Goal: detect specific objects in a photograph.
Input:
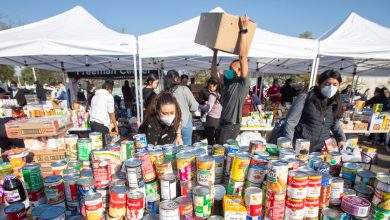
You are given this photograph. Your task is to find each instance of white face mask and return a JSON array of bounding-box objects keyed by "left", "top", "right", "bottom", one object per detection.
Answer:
[
  {"left": 321, "top": 85, "right": 338, "bottom": 98},
  {"left": 160, "top": 115, "right": 175, "bottom": 126}
]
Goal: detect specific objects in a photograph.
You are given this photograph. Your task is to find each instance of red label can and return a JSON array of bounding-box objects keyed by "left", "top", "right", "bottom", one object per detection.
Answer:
[
  {"left": 304, "top": 197, "right": 319, "bottom": 219},
  {"left": 287, "top": 171, "right": 308, "bottom": 200},
  {"left": 175, "top": 196, "right": 193, "bottom": 220},
  {"left": 109, "top": 185, "right": 127, "bottom": 218},
  {"left": 27, "top": 188, "right": 47, "bottom": 208},
  {"left": 134, "top": 152, "right": 156, "bottom": 183},
  {"left": 92, "top": 159, "right": 111, "bottom": 188},
  {"left": 264, "top": 196, "right": 285, "bottom": 220},
  {"left": 306, "top": 171, "right": 322, "bottom": 198},
  {"left": 4, "top": 203, "right": 26, "bottom": 220},
  {"left": 64, "top": 175, "right": 79, "bottom": 202},
  {"left": 127, "top": 191, "right": 145, "bottom": 220},
  {"left": 285, "top": 197, "right": 305, "bottom": 220},
  {"left": 319, "top": 185, "right": 331, "bottom": 208}
]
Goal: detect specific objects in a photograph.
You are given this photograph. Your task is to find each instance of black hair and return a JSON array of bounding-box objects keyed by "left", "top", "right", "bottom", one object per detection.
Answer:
[
  {"left": 10, "top": 81, "right": 17, "bottom": 86},
  {"left": 285, "top": 79, "right": 293, "bottom": 85},
  {"left": 0, "top": 87, "right": 5, "bottom": 94},
  {"left": 378, "top": 87, "right": 387, "bottom": 98},
  {"left": 164, "top": 69, "right": 179, "bottom": 92},
  {"left": 207, "top": 77, "right": 222, "bottom": 102},
  {"left": 181, "top": 74, "right": 189, "bottom": 80},
  {"left": 102, "top": 80, "right": 114, "bottom": 90},
  {"left": 124, "top": 80, "right": 129, "bottom": 85},
  {"left": 309, "top": 69, "right": 343, "bottom": 121},
  {"left": 273, "top": 78, "right": 280, "bottom": 84},
  {"left": 145, "top": 73, "right": 159, "bottom": 86}
]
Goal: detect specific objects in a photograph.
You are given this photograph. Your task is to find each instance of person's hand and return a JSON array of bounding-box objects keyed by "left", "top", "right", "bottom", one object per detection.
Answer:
[
  {"left": 338, "top": 141, "right": 347, "bottom": 150},
  {"left": 239, "top": 15, "right": 249, "bottom": 30},
  {"left": 114, "top": 125, "right": 119, "bottom": 134},
  {"left": 176, "top": 136, "right": 183, "bottom": 145}
]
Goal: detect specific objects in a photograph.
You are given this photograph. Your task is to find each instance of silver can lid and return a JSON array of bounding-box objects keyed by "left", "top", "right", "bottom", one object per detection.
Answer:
[{"left": 39, "top": 206, "right": 65, "bottom": 220}]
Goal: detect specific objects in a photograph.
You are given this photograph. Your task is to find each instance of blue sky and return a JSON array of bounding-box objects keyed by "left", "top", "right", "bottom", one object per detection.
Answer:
[{"left": 1, "top": 0, "right": 389, "bottom": 38}]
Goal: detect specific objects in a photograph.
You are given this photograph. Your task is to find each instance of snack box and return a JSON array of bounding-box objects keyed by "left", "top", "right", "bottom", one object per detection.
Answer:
[
  {"left": 223, "top": 195, "right": 247, "bottom": 220},
  {"left": 195, "top": 12, "right": 256, "bottom": 55}
]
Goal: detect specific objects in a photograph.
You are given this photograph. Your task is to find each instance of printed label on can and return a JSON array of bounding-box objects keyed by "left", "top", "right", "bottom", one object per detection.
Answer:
[
  {"left": 285, "top": 197, "right": 305, "bottom": 220},
  {"left": 307, "top": 174, "right": 322, "bottom": 198},
  {"left": 230, "top": 155, "right": 250, "bottom": 182},
  {"left": 28, "top": 188, "right": 47, "bottom": 208},
  {"left": 126, "top": 195, "right": 144, "bottom": 220},
  {"left": 44, "top": 181, "right": 65, "bottom": 204},
  {"left": 135, "top": 153, "right": 156, "bottom": 183},
  {"left": 304, "top": 197, "right": 319, "bottom": 218},
  {"left": 92, "top": 159, "right": 111, "bottom": 188},
  {"left": 287, "top": 173, "right": 308, "bottom": 199},
  {"left": 194, "top": 193, "right": 211, "bottom": 217},
  {"left": 109, "top": 189, "right": 126, "bottom": 217},
  {"left": 265, "top": 197, "right": 285, "bottom": 219},
  {"left": 177, "top": 156, "right": 195, "bottom": 181},
  {"left": 85, "top": 196, "right": 104, "bottom": 220},
  {"left": 247, "top": 165, "right": 267, "bottom": 184}
]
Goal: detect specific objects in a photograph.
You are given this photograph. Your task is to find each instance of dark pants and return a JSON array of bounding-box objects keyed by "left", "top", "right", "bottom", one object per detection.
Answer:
[
  {"left": 218, "top": 122, "right": 241, "bottom": 145},
  {"left": 205, "top": 116, "right": 220, "bottom": 145},
  {"left": 90, "top": 121, "right": 109, "bottom": 146}
]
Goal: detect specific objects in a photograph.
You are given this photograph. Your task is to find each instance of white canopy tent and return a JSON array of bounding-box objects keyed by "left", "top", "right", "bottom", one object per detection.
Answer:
[
  {"left": 0, "top": 6, "right": 142, "bottom": 120},
  {"left": 138, "top": 7, "right": 317, "bottom": 119},
  {"left": 308, "top": 12, "right": 390, "bottom": 87}
]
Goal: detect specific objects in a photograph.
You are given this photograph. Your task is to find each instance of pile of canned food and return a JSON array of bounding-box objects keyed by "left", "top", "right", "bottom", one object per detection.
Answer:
[{"left": 2, "top": 133, "right": 390, "bottom": 220}]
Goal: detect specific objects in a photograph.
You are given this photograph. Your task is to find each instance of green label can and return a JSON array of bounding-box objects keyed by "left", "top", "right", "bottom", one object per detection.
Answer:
[
  {"left": 193, "top": 185, "right": 211, "bottom": 218},
  {"left": 22, "top": 164, "right": 43, "bottom": 191},
  {"left": 145, "top": 180, "right": 159, "bottom": 196},
  {"left": 68, "top": 160, "right": 82, "bottom": 170},
  {"left": 77, "top": 138, "right": 92, "bottom": 161},
  {"left": 121, "top": 140, "right": 135, "bottom": 161}
]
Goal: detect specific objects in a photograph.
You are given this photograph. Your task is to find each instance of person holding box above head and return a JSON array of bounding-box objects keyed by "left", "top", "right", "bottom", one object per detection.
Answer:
[{"left": 210, "top": 16, "right": 250, "bottom": 144}]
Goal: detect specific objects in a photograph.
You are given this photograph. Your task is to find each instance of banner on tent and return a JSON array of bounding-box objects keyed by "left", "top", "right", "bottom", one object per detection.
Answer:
[{"left": 67, "top": 70, "right": 158, "bottom": 78}]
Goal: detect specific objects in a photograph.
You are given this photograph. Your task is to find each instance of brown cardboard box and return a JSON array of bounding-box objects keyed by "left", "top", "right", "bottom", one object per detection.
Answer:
[
  {"left": 353, "top": 121, "right": 368, "bottom": 131},
  {"left": 28, "top": 148, "right": 66, "bottom": 177},
  {"left": 195, "top": 12, "right": 256, "bottom": 54}
]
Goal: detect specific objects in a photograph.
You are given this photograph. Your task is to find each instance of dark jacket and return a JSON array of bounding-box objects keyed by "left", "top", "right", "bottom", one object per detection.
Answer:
[
  {"left": 10, "top": 90, "right": 27, "bottom": 107},
  {"left": 198, "top": 86, "right": 210, "bottom": 105},
  {"left": 35, "top": 83, "right": 47, "bottom": 102},
  {"left": 139, "top": 117, "right": 176, "bottom": 145},
  {"left": 142, "top": 87, "right": 156, "bottom": 110},
  {"left": 283, "top": 92, "right": 346, "bottom": 152},
  {"left": 365, "top": 95, "right": 388, "bottom": 108},
  {"left": 280, "top": 84, "right": 297, "bottom": 104}
]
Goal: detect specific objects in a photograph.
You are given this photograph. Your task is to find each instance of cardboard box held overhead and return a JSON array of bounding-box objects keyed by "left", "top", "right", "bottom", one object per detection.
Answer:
[{"left": 195, "top": 12, "right": 256, "bottom": 55}]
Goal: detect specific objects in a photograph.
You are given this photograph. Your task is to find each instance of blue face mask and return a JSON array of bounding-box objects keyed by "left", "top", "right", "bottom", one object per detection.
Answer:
[
  {"left": 10, "top": 86, "right": 17, "bottom": 91},
  {"left": 224, "top": 69, "right": 235, "bottom": 80}
]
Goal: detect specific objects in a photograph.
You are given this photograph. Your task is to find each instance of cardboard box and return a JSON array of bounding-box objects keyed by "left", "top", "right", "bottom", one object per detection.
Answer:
[
  {"left": 27, "top": 148, "right": 66, "bottom": 177},
  {"left": 369, "top": 113, "right": 384, "bottom": 131},
  {"left": 353, "top": 121, "right": 368, "bottom": 131},
  {"left": 195, "top": 12, "right": 256, "bottom": 54},
  {"left": 382, "top": 114, "right": 390, "bottom": 131},
  {"left": 5, "top": 116, "right": 72, "bottom": 138},
  {"left": 223, "top": 195, "right": 247, "bottom": 219}
]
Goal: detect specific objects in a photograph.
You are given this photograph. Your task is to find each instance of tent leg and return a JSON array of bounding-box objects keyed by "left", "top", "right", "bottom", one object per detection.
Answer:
[
  {"left": 133, "top": 54, "right": 140, "bottom": 123},
  {"left": 138, "top": 56, "right": 144, "bottom": 121},
  {"left": 309, "top": 57, "right": 320, "bottom": 89}
]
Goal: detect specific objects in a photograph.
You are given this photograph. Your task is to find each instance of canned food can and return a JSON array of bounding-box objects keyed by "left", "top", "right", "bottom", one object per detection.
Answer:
[
  {"left": 127, "top": 191, "right": 145, "bottom": 220},
  {"left": 66, "top": 201, "right": 81, "bottom": 217},
  {"left": 285, "top": 197, "right": 305, "bottom": 220},
  {"left": 371, "top": 188, "right": 390, "bottom": 210},
  {"left": 374, "top": 173, "right": 390, "bottom": 193},
  {"left": 314, "top": 161, "right": 330, "bottom": 174},
  {"left": 120, "top": 140, "right": 135, "bottom": 161},
  {"left": 197, "top": 155, "right": 215, "bottom": 186},
  {"left": 319, "top": 173, "right": 332, "bottom": 209},
  {"left": 279, "top": 148, "right": 295, "bottom": 160},
  {"left": 281, "top": 158, "right": 301, "bottom": 171},
  {"left": 287, "top": 171, "right": 308, "bottom": 199},
  {"left": 77, "top": 177, "right": 96, "bottom": 200},
  {"left": 250, "top": 140, "right": 266, "bottom": 153},
  {"left": 355, "top": 170, "right": 376, "bottom": 186},
  {"left": 266, "top": 144, "right": 279, "bottom": 160},
  {"left": 146, "top": 193, "right": 160, "bottom": 214},
  {"left": 354, "top": 184, "right": 374, "bottom": 200},
  {"left": 208, "top": 215, "right": 224, "bottom": 220},
  {"left": 277, "top": 137, "right": 291, "bottom": 149},
  {"left": 321, "top": 208, "right": 347, "bottom": 220},
  {"left": 213, "top": 155, "right": 224, "bottom": 184},
  {"left": 134, "top": 152, "right": 157, "bottom": 183},
  {"left": 92, "top": 159, "right": 111, "bottom": 188},
  {"left": 330, "top": 177, "right": 344, "bottom": 206},
  {"left": 80, "top": 168, "right": 93, "bottom": 178},
  {"left": 326, "top": 151, "right": 342, "bottom": 177},
  {"left": 343, "top": 178, "right": 353, "bottom": 189},
  {"left": 32, "top": 204, "right": 51, "bottom": 220},
  {"left": 341, "top": 196, "right": 371, "bottom": 218},
  {"left": 22, "top": 164, "right": 43, "bottom": 192},
  {"left": 44, "top": 175, "right": 65, "bottom": 204},
  {"left": 51, "top": 160, "right": 68, "bottom": 176},
  {"left": 65, "top": 134, "right": 78, "bottom": 160},
  {"left": 371, "top": 206, "right": 390, "bottom": 220},
  {"left": 227, "top": 178, "right": 245, "bottom": 196},
  {"left": 62, "top": 168, "right": 80, "bottom": 177},
  {"left": 145, "top": 180, "right": 159, "bottom": 196},
  {"left": 28, "top": 187, "right": 47, "bottom": 208},
  {"left": 247, "top": 164, "right": 267, "bottom": 184},
  {"left": 343, "top": 188, "right": 356, "bottom": 197},
  {"left": 133, "top": 133, "right": 147, "bottom": 149},
  {"left": 5, "top": 202, "right": 26, "bottom": 220},
  {"left": 124, "top": 158, "right": 144, "bottom": 188},
  {"left": 267, "top": 160, "right": 288, "bottom": 193},
  {"left": 213, "top": 185, "right": 226, "bottom": 216},
  {"left": 160, "top": 173, "right": 177, "bottom": 200},
  {"left": 85, "top": 192, "right": 104, "bottom": 220},
  {"left": 109, "top": 185, "right": 127, "bottom": 218},
  {"left": 250, "top": 154, "right": 268, "bottom": 166},
  {"left": 230, "top": 153, "right": 251, "bottom": 182},
  {"left": 149, "top": 149, "right": 165, "bottom": 165},
  {"left": 97, "top": 187, "right": 109, "bottom": 211},
  {"left": 63, "top": 175, "right": 79, "bottom": 202},
  {"left": 295, "top": 139, "right": 310, "bottom": 163},
  {"left": 68, "top": 160, "right": 82, "bottom": 170},
  {"left": 264, "top": 192, "right": 286, "bottom": 219},
  {"left": 341, "top": 163, "right": 363, "bottom": 182},
  {"left": 39, "top": 206, "right": 66, "bottom": 220},
  {"left": 245, "top": 187, "right": 262, "bottom": 217},
  {"left": 178, "top": 180, "right": 193, "bottom": 197},
  {"left": 159, "top": 200, "right": 179, "bottom": 220},
  {"left": 306, "top": 171, "right": 322, "bottom": 198},
  {"left": 213, "top": 144, "right": 225, "bottom": 155},
  {"left": 193, "top": 186, "right": 212, "bottom": 218},
  {"left": 89, "top": 132, "right": 103, "bottom": 150},
  {"left": 224, "top": 153, "right": 235, "bottom": 179},
  {"left": 175, "top": 196, "right": 193, "bottom": 220},
  {"left": 176, "top": 150, "right": 196, "bottom": 181},
  {"left": 304, "top": 197, "right": 319, "bottom": 219},
  {"left": 308, "top": 157, "right": 322, "bottom": 170},
  {"left": 77, "top": 138, "right": 92, "bottom": 161}
]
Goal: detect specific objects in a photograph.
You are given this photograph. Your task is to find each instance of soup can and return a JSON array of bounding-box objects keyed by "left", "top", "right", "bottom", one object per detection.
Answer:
[
  {"left": 244, "top": 187, "right": 262, "bottom": 217},
  {"left": 149, "top": 148, "right": 165, "bottom": 165},
  {"left": 51, "top": 160, "right": 68, "bottom": 176},
  {"left": 319, "top": 173, "right": 332, "bottom": 208},
  {"left": 341, "top": 196, "right": 371, "bottom": 218},
  {"left": 285, "top": 197, "right": 305, "bottom": 220},
  {"left": 5, "top": 202, "right": 26, "bottom": 220},
  {"left": 355, "top": 170, "right": 376, "bottom": 186},
  {"left": 39, "top": 206, "right": 66, "bottom": 220},
  {"left": 120, "top": 140, "right": 135, "bottom": 161},
  {"left": 77, "top": 177, "right": 96, "bottom": 200},
  {"left": 28, "top": 187, "right": 47, "bottom": 208},
  {"left": 146, "top": 193, "right": 160, "bottom": 214},
  {"left": 250, "top": 140, "right": 266, "bottom": 153},
  {"left": 306, "top": 171, "right": 322, "bottom": 198},
  {"left": 175, "top": 196, "right": 193, "bottom": 220},
  {"left": 134, "top": 152, "right": 157, "bottom": 183},
  {"left": 213, "top": 155, "right": 225, "bottom": 184},
  {"left": 124, "top": 158, "right": 144, "bottom": 188},
  {"left": 213, "top": 144, "right": 225, "bottom": 155},
  {"left": 287, "top": 171, "right": 308, "bottom": 199},
  {"left": 373, "top": 173, "right": 390, "bottom": 193},
  {"left": 65, "top": 134, "right": 78, "bottom": 160},
  {"left": 85, "top": 192, "right": 104, "bottom": 220},
  {"left": 64, "top": 175, "right": 79, "bottom": 202},
  {"left": 226, "top": 178, "right": 245, "bottom": 196},
  {"left": 159, "top": 200, "right": 179, "bottom": 220},
  {"left": 22, "top": 164, "right": 43, "bottom": 191},
  {"left": 267, "top": 160, "right": 288, "bottom": 193},
  {"left": 77, "top": 138, "right": 92, "bottom": 161},
  {"left": 176, "top": 150, "right": 196, "bottom": 181},
  {"left": 193, "top": 186, "right": 212, "bottom": 218},
  {"left": 44, "top": 175, "right": 65, "bottom": 204},
  {"left": 109, "top": 185, "right": 127, "bottom": 218},
  {"left": 92, "top": 158, "right": 111, "bottom": 188},
  {"left": 295, "top": 139, "right": 310, "bottom": 163},
  {"left": 230, "top": 153, "right": 251, "bottom": 182},
  {"left": 354, "top": 184, "right": 374, "bottom": 200},
  {"left": 89, "top": 132, "right": 103, "bottom": 150},
  {"left": 160, "top": 173, "right": 177, "bottom": 200},
  {"left": 341, "top": 163, "right": 363, "bottom": 182},
  {"left": 126, "top": 191, "right": 145, "bottom": 220},
  {"left": 277, "top": 137, "right": 291, "bottom": 149},
  {"left": 330, "top": 177, "right": 344, "bottom": 206},
  {"left": 197, "top": 155, "right": 215, "bottom": 186},
  {"left": 279, "top": 148, "right": 295, "bottom": 160}
]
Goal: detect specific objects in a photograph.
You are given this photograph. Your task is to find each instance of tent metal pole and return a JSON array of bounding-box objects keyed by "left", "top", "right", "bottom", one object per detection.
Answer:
[
  {"left": 309, "top": 56, "right": 320, "bottom": 89},
  {"left": 133, "top": 54, "right": 140, "bottom": 122},
  {"left": 138, "top": 54, "right": 144, "bottom": 121}
]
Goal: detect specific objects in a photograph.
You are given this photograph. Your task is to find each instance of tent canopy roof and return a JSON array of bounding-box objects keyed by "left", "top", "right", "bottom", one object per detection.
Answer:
[{"left": 0, "top": 6, "right": 137, "bottom": 72}]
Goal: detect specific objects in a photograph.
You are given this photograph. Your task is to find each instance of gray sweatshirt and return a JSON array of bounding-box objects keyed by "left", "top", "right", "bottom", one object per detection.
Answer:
[{"left": 173, "top": 85, "right": 199, "bottom": 127}]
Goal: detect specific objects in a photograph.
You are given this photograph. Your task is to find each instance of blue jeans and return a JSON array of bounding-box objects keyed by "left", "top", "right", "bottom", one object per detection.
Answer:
[{"left": 181, "top": 118, "right": 193, "bottom": 146}]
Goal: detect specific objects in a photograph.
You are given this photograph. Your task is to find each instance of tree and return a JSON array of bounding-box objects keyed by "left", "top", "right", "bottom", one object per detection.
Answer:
[
  {"left": 20, "top": 67, "right": 35, "bottom": 85},
  {"left": 20, "top": 67, "right": 63, "bottom": 86},
  {"left": 0, "top": 65, "right": 15, "bottom": 82},
  {"left": 299, "top": 31, "right": 314, "bottom": 39}
]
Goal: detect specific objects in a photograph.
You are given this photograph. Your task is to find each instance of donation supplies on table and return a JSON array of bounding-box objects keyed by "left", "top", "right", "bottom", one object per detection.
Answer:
[
  {"left": 341, "top": 104, "right": 390, "bottom": 132},
  {"left": 241, "top": 111, "right": 274, "bottom": 129},
  {"left": 0, "top": 99, "right": 24, "bottom": 118},
  {"left": 1, "top": 129, "right": 389, "bottom": 220}
]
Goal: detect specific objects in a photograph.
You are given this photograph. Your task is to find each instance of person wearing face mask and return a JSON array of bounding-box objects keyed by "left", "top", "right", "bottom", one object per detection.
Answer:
[
  {"left": 139, "top": 92, "right": 183, "bottom": 145},
  {"left": 267, "top": 79, "right": 282, "bottom": 103},
  {"left": 282, "top": 70, "right": 347, "bottom": 152},
  {"left": 89, "top": 80, "right": 118, "bottom": 146},
  {"left": 211, "top": 16, "right": 250, "bottom": 144},
  {"left": 143, "top": 73, "right": 159, "bottom": 113},
  {"left": 9, "top": 81, "right": 27, "bottom": 107}
]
